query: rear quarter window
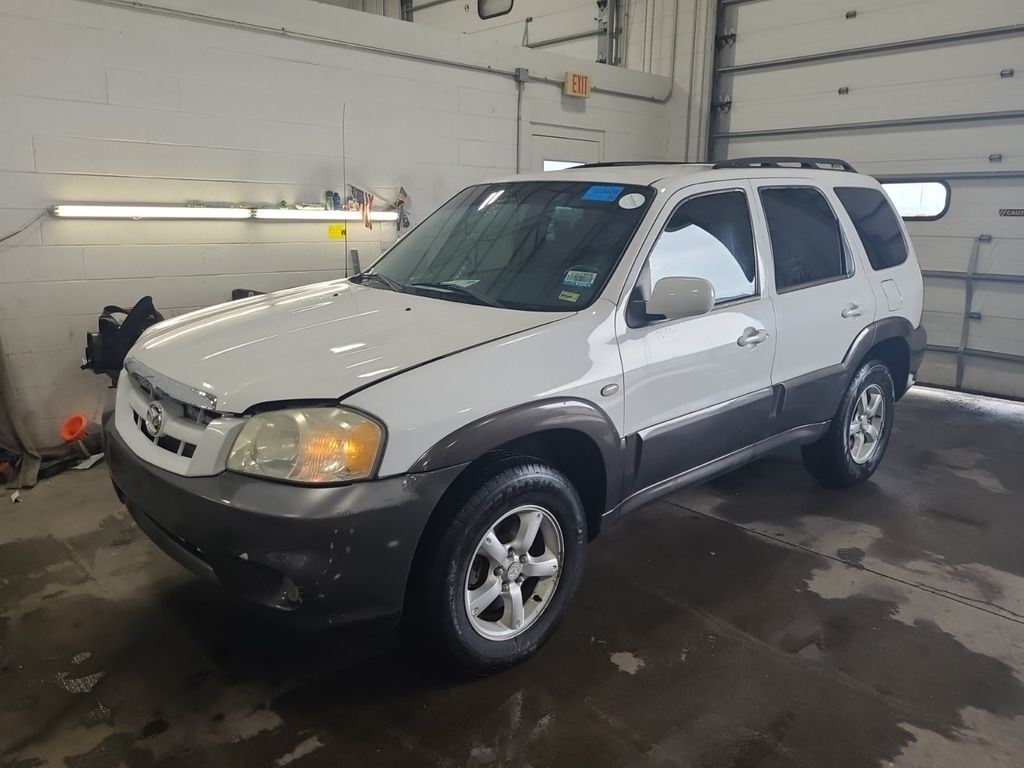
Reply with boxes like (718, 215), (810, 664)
(835, 187), (909, 271)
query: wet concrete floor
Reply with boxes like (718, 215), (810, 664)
(2, 387), (1023, 767)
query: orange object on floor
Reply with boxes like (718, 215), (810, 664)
(60, 414), (88, 442)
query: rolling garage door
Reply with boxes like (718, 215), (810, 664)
(709, 0), (1024, 398)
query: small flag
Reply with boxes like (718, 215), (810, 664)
(350, 185), (374, 230)
(396, 186), (411, 232)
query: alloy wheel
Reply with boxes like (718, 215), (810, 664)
(848, 383), (885, 464)
(464, 504), (564, 640)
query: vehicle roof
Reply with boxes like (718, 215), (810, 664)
(489, 163), (880, 190)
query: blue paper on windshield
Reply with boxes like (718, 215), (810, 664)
(582, 185), (624, 202)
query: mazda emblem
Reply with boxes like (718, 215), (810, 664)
(144, 401), (165, 437)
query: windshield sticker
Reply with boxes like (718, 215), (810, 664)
(618, 193), (646, 210)
(582, 185), (625, 202)
(558, 290), (581, 303)
(441, 279), (480, 288)
(563, 270), (597, 288)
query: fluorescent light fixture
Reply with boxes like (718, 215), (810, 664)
(52, 205), (251, 219)
(51, 204), (400, 222)
(253, 209), (399, 221)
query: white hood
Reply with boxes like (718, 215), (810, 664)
(128, 279), (566, 414)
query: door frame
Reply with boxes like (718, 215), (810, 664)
(529, 123), (605, 172)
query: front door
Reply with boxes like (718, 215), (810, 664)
(618, 181), (778, 490)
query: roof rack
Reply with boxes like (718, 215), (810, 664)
(712, 157), (858, 173)
(574, 161), (711, 169)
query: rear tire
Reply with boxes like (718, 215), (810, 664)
(413, 454), (586, 676)
(802, 361), (895, 487)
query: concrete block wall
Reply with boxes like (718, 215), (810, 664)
(0, 0), (685, 444)
(413, 0), (694, 78)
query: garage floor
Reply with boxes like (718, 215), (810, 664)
(2, 387), (1023, 768)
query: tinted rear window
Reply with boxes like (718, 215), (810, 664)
(759, 187), (847, 291)
(836, 187), (909, 270)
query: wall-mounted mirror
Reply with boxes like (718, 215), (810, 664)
(479, 0), (513, 20)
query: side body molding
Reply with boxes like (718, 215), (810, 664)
(409, 398), (627, 514)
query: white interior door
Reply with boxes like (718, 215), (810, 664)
(531, 131), (602, 172)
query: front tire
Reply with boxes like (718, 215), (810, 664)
(416, 455), (586, 675)
(802, 361), (895, 487)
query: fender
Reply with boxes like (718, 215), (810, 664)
(776, 317), (923, 431)
(843, 316), (915, 370)
(408, 397), (627, 514)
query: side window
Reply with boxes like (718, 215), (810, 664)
(646, 191), (757, 304)
(835, 187), (909, 270)
(759, 187), (847, 291)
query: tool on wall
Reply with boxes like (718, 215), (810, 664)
(81, 297), (165, 386)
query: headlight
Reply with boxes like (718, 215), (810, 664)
(226, 407), (383, 484)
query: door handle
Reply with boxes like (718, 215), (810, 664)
(841, 303), (864, 319)
(737, 327), (768, 348)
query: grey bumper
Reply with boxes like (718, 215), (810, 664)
(105, 417), (465, 626)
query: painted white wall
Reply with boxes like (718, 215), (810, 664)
(412, 0), (692, 78)
(0, 0), (694, 444)
(412, 0), (718, 160)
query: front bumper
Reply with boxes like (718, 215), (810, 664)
(105, 417), (465, 626)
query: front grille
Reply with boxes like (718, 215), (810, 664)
(131, 372), (220, 424)
(131, 410), (198, 458)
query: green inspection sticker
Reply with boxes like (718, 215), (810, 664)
(559, 290), (580, 303)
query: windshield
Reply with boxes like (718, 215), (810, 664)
(357, 180), (654, 311)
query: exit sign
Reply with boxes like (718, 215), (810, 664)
(564, 71), (592, 98)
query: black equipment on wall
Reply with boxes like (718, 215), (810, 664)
(82, 296), (164, 384)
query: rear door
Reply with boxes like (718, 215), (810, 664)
(750, 180), (877, 430)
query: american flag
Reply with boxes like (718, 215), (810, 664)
(350, 185), (373, 230)
(397, 186), (411, 210)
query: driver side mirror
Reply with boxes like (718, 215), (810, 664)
(646, 277), (715, 320)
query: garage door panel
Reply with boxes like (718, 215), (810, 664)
(910, 236), (975, 273)
(720, 38), (1023, 133)
(982, 241), (1024, 276)
(918, 349), (957, 388)
(714, 0), (1024, 398)
(720, 0), (1024, 68)
(962, 357), (1024, 399)
(973, 283), (1024, 323)
(968, 317), (1024, 358)
(921, 310), (964, 348)
(715, 122), (1024, 176)
(923, 278), (968, 314)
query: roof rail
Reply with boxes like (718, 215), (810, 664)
(712, 157), (858, 173)
(574, 161), (711, 169)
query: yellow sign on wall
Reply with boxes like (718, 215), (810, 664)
(327, 223), (347, 240)
(564, 71), (592, 98)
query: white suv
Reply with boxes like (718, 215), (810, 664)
(105, 157), (926, 674)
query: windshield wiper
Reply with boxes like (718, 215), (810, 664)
(354, 272), (405, 292)
(408, 281), (504, 308)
